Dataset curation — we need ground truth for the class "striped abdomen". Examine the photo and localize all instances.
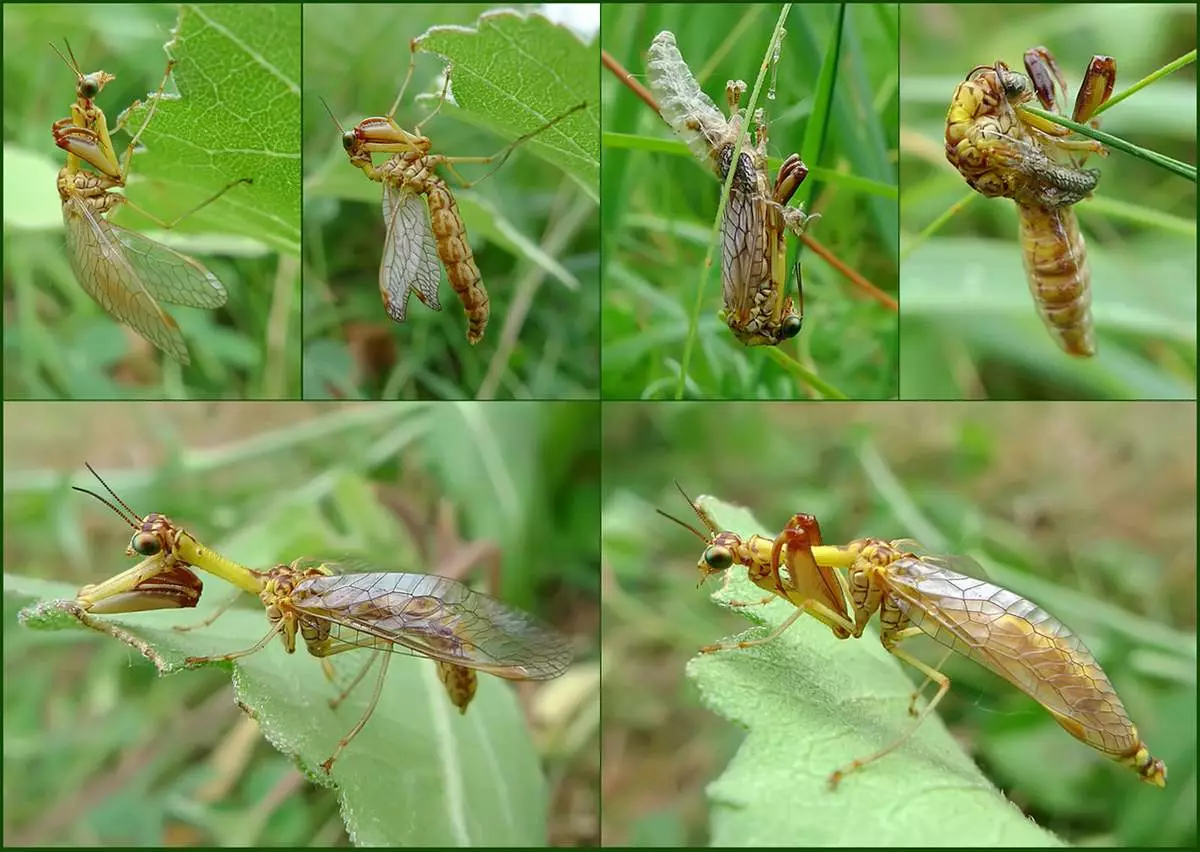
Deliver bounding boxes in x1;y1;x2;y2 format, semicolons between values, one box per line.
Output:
1017;203;1094;357
422;172;488;345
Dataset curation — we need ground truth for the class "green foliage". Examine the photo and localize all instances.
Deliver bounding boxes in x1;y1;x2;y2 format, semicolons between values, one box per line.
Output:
901;237;1196;399
687;497;1062;846
601;3;899;399
4;402;599;845
419;13;600;197
303;5;600;399
119;4;301;253
900;3;1196;398
601;402;1194;846
12;576;550;847
1;3;300;398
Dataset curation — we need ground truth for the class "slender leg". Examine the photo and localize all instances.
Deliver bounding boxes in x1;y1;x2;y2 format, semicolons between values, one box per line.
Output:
725;595;778;610
109;56;250;224
413;60;453;134
907;646;953;717
433;101;587;190
320;653;391;774
387;40;422;120
119;178;252;230
827;644;952;789
327;651;381;710
699;607;804;654
173;591;242;633
119;60;177;181
185;621;282;665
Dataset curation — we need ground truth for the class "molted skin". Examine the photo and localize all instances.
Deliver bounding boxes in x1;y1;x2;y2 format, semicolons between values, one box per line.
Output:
647;30;815;347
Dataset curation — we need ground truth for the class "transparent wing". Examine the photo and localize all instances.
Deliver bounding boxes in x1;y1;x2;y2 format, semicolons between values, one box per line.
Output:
110;227;227;309
721;156;769;317
62;195;190;364
885;555;1137;756
290;571;572;681
379;182;442;323
721;186;755;316
889;540;991;580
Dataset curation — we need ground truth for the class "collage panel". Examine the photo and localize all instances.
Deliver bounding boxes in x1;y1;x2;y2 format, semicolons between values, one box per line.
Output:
601;401;1193;845
899;3;1196;399
3;3;302;398
2;2;1197;848
4;401;600;845
302;4;600;400
601;3;899;400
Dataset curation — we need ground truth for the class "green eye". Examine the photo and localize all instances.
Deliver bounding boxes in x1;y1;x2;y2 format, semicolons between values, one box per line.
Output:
780;316;803;339
131;532;161;556
704;547;733;571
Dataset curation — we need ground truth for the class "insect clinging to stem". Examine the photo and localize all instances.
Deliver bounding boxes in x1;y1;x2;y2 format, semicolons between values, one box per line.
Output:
945;46;1117;357
323;39;587;346
645;30;819;347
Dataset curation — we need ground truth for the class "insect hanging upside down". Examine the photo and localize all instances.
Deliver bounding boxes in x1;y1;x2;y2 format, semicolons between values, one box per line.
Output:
327;41;586;346
646;30;818;347
945;47;1116;357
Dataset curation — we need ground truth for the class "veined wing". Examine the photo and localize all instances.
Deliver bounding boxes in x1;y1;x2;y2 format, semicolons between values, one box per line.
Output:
720;151;770;318
889;541;992;580
111;224;227;308
290;572;572;680
62;193;190;364
884;555;1138;756
379;182;442;323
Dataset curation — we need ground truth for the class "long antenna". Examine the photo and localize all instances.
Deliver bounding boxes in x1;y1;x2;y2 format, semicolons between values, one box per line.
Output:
72;463;141;529
656;507;708;542
319;95;346;134
48;38;81;78
655;480;718;541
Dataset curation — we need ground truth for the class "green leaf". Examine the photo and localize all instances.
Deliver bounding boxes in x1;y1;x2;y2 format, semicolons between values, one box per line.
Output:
118;4;301;255
417;10;600;199
2;145;61;230
303;162;579;291
899;234;1196;399
685;496;1063;846
599;5;899;400
9;574;551;846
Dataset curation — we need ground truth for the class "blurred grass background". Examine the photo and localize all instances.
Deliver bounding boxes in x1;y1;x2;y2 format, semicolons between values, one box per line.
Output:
602;401;1195;845
601;3;899;400
2;3;301;399
3;401;600;845
302;4;600;400
899;3;1196;399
